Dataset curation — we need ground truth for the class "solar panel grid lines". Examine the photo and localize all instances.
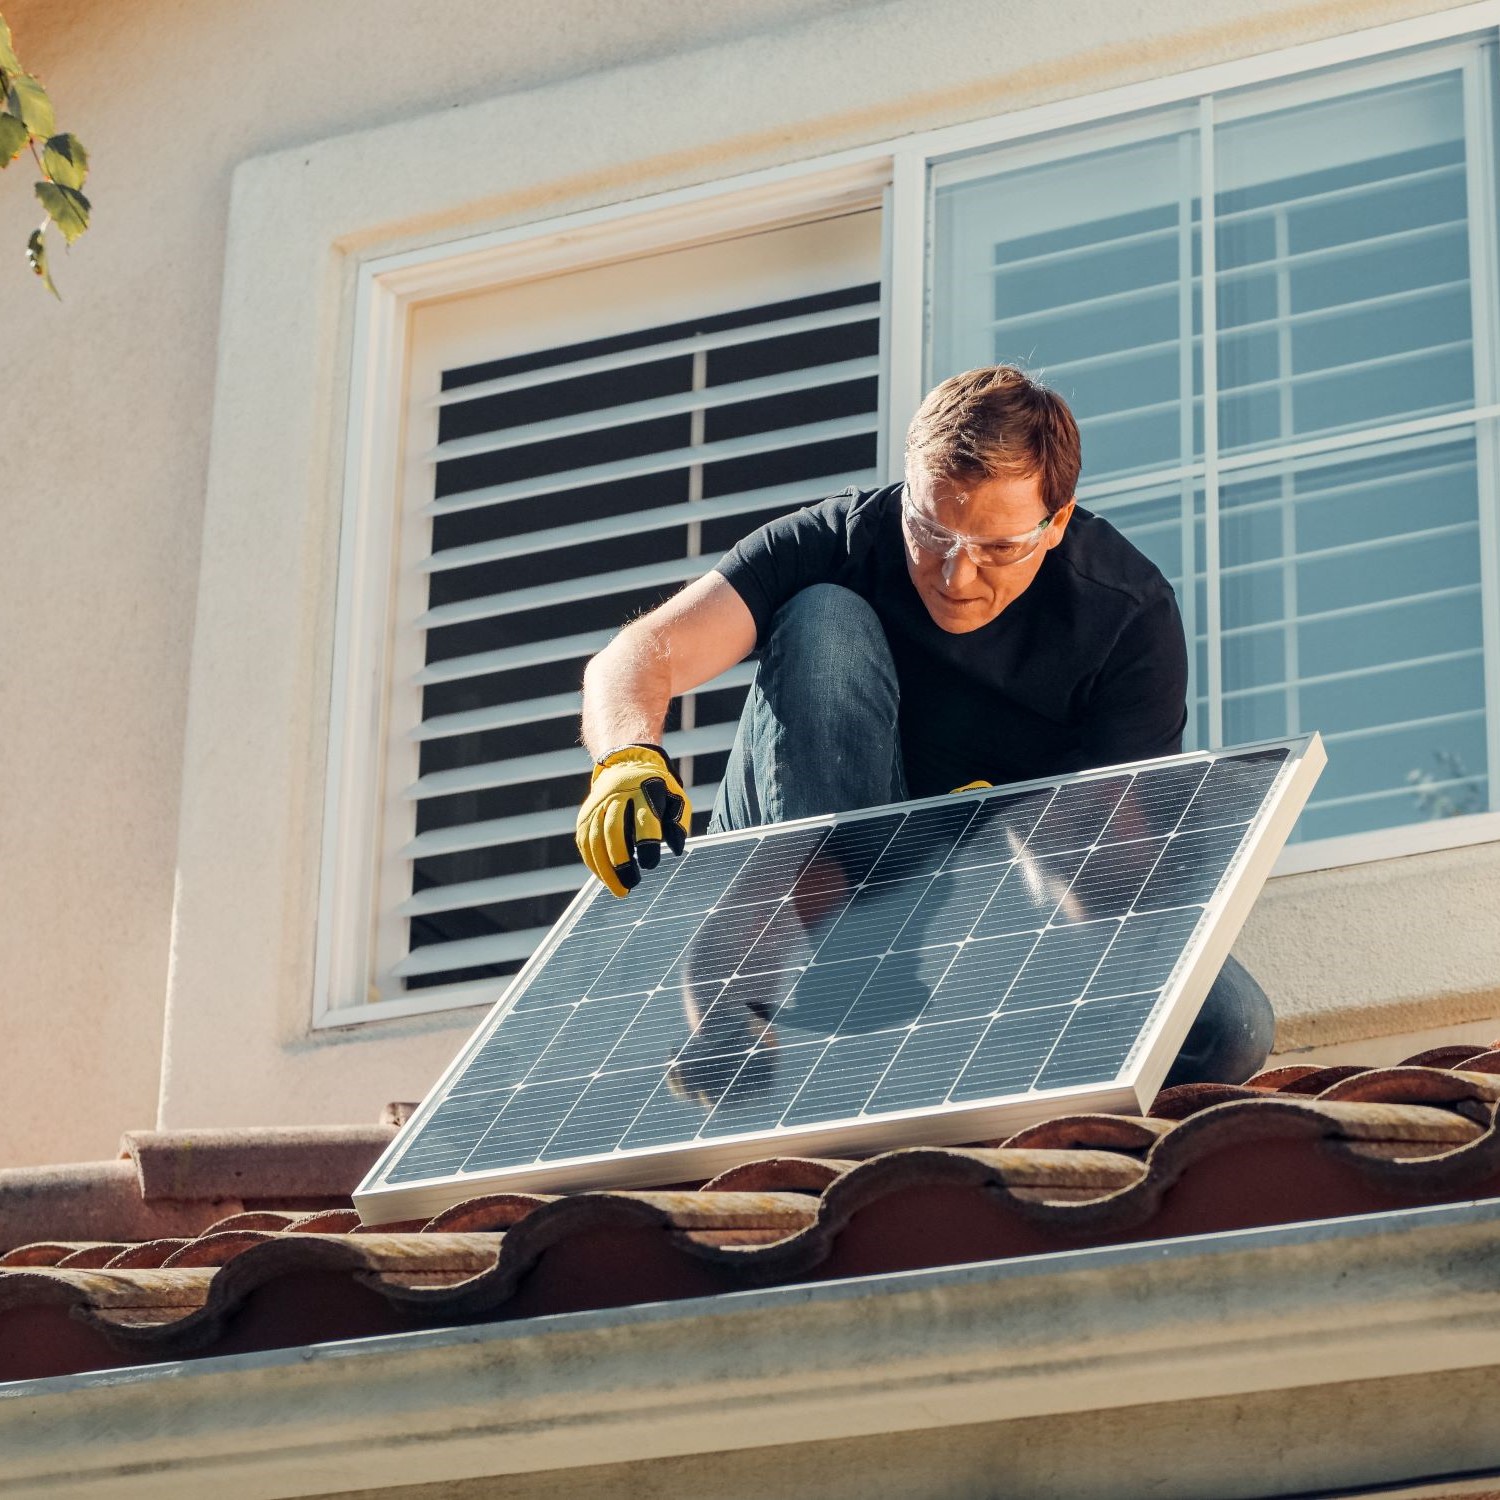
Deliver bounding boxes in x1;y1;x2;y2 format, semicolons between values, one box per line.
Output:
359;737;1322;1217
393;768;1224;1176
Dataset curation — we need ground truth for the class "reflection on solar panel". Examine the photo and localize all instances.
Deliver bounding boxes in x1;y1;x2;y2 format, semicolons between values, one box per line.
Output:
356;736;1324;1223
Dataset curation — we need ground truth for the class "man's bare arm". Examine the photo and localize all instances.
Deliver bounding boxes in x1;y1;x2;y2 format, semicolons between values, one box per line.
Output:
581;572;759;758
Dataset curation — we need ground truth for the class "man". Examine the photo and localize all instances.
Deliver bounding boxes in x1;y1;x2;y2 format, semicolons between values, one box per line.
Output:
575;365;1273;1086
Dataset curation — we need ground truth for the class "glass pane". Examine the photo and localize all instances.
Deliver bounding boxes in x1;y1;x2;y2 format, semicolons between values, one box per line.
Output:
930;122;1202;486
1219;434;1488;840
1215;68;1474;455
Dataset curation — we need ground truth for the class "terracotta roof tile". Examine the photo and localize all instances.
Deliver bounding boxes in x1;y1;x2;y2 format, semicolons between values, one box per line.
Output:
0;1127;397;1260
8;1051;1500;1383
121;1127;396;1202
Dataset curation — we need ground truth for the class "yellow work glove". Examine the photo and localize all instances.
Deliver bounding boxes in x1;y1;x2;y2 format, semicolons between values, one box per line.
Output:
576;743;692;898
950;780;994;794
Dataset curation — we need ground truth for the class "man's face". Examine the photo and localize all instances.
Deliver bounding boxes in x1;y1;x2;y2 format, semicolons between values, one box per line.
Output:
902;467;1075;633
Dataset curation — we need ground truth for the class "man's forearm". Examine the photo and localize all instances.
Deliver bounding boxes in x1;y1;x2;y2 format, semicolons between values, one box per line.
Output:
580;622;675;760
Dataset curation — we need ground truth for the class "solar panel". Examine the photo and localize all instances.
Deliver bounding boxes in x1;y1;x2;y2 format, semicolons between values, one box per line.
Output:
356;735;1325;1224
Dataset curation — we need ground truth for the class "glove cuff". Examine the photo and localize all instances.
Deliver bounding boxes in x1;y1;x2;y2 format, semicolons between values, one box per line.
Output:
591;742;677;785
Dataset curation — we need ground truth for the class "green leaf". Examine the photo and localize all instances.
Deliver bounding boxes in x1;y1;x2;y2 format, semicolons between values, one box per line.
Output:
27;227;58;298
35;179;87;242
42;132;86;187
0;109;25;166
7;73;53;138
0;18;21;77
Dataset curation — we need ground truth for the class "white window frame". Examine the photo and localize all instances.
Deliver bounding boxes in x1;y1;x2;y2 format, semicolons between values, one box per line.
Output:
316;160;895;1028
315;0;1500;1028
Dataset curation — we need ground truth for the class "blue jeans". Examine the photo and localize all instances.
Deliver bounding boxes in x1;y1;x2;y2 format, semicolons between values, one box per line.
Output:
708;584;1275;1089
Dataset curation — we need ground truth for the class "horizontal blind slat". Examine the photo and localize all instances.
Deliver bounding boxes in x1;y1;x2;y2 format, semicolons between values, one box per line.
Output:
989;160;1465;277
1321;706;1484;746
990;219;1465;328
399;864;590;916
425;412;878;516
419;555;708;631
393;927;555;979
402;782;720;859
406;723;738;800
1218;646;1483;703
1220;582;1480;641
1217;519;1475;580
431;301;878;408
415;628;618;686
1042;277;1471;381
413;661;757;741
426;470;879;573
429;356;879;463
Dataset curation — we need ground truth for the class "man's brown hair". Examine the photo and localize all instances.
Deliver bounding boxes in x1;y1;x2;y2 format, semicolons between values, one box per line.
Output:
904;365;1081;516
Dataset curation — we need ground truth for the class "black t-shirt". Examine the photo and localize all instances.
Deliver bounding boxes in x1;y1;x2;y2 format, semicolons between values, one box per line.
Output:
715;482;1188;798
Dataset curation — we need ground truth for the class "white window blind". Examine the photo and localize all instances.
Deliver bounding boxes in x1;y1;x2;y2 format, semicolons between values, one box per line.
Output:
928;39;1500;847
377;213;884;1002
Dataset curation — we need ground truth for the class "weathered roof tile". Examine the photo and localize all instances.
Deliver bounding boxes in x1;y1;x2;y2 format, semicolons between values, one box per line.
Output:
8;1052;1500;1383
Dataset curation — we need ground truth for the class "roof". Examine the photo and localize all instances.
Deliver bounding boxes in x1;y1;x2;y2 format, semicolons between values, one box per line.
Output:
6;1043;1500;1385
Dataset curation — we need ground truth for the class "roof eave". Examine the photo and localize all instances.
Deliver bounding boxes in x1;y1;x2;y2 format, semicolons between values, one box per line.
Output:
6;1197;1500;1497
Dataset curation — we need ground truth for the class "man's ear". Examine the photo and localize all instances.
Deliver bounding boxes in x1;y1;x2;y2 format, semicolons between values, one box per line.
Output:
1044;499;1077;550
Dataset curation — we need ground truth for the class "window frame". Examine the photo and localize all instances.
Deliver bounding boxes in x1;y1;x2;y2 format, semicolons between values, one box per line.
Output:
315;1;1500;1028
315;160;895;1028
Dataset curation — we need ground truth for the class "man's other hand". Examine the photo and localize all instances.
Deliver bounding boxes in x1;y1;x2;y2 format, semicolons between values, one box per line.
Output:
576;744;692;897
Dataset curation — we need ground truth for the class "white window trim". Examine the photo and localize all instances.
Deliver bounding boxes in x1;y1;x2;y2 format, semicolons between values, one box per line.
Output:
315;0;1500;1028
315;160;894;1029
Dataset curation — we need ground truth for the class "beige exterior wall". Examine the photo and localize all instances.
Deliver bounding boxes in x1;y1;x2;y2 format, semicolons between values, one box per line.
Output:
1;0;1494;1167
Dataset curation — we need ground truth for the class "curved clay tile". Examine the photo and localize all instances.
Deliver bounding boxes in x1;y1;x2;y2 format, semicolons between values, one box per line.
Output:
1148;1082;1269;1118
104;1240;193;1269
197;1211;299;1236
161;1231;285;1268
283;1209;364;1235
10;1071;1500;1378
1398;1043;1492;1069
1243;1064;1330;1090
1000;1114;1171;1154
423;1194;554;1233
50;1245;128;1269
1263;1065;1372;1096
0;1242;116;1269
1318;1066;1500;1107
701;1158;854;1193
1454;1049;1500;1076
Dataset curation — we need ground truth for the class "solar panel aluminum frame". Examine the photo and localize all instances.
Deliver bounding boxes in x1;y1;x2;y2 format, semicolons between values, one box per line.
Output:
355;733;1325;1225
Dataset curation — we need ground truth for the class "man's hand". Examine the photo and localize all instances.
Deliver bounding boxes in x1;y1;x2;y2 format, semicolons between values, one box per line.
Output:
576;744;692;897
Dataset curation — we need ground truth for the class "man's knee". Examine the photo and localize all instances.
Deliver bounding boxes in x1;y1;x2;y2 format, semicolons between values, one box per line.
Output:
761;585;897;712
766;584;886;661
1162;954;1275;1088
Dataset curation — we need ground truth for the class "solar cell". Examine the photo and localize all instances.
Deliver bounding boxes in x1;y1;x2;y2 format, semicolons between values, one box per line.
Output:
356;735;1324;1223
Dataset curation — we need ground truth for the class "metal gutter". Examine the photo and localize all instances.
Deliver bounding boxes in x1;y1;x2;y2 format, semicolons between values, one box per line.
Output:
5;1200;1500;1498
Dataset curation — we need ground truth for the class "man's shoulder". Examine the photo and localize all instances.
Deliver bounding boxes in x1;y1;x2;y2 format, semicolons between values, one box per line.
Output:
820;480;900;520
1055;505;1174;607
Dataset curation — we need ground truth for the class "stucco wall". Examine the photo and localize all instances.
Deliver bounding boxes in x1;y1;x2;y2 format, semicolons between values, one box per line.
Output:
0;0;881;1168
1;0;1493;1166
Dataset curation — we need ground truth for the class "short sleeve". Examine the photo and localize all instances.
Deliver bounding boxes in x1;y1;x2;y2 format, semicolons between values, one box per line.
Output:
1078;589;1189;766
714;491;856;647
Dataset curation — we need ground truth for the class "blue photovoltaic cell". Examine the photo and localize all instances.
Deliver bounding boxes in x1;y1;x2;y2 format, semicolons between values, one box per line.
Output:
381;744;1294;1187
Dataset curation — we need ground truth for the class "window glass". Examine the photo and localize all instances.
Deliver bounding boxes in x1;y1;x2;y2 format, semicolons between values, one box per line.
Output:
932;119;1202;486
1215;69;1472;453
929;46;1497;847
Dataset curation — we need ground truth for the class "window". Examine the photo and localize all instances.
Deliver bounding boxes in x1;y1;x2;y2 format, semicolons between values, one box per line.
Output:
356;211;884;1009
320;21;1500;1025
927;37;1500;849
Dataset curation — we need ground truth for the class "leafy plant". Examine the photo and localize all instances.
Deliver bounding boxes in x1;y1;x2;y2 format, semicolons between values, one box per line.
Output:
1406;749;1484;821
0;12;89;298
